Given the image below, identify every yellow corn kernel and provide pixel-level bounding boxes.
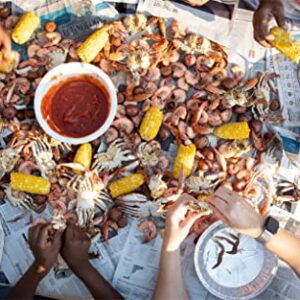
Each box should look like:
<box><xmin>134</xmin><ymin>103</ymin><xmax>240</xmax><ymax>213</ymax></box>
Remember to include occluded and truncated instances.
<box><xmin>173</xmin><ymin>144</ymin><xmax>196</xmax><ymax>179</ymax></box>
<box><xmin>109</xmin><ymin>173</ymin><xmax>144</xmax><ymax>198</ymax></box>
<box><xmin>73</xmin><ymin>143</ymin><xmax>92</xmax><ymax>173</ymax></box>
<box><xmin>214</xmin><ymin>122</ymin><xmax>250</xmax><ymax>140</ymax></box>
<box><xmin>197</xmin><ymin>194</ymin><xmax>210</xmax><ymax>202</ymax></box>
<box><xmin>139</xmin><ymin>107</ymin><xmax>164</xmax><ymax>141</ymax></box>
<box><xmin>76</xmin><ymin>28</ymin><xmax>109</xmax><ymax>63</ymax></box>
<box><xmin>10</xmin><ymin>173</ymin><xmax>51</xmax><ymax>195</ymax></box>
<box><xmin>270</xmin><ymin>27</ymin><xmax>300</xmax><ymax>64</ymax></box>
<box><xmin>12</xmin><ymin>12</ymin><xmax>40</xmax><ymax>45</ymax></box>
<box><xmin>0</xmin><ymin>56</ymin><xmax>15</xmax><ymax>73</ymax></box>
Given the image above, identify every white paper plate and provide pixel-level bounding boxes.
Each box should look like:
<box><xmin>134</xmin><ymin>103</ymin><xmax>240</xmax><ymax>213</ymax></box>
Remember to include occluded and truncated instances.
<box><xmin>194</xmin><ymin>221</ymin><xmax>278</xmax><ymax>300</ymax></box>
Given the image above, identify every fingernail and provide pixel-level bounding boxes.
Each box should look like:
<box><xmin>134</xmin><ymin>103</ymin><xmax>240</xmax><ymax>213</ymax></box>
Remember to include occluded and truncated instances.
<box><xmin>266</xmin><ymin>35</ymin><xmax>275</xmax><ymax>41</ymax></box>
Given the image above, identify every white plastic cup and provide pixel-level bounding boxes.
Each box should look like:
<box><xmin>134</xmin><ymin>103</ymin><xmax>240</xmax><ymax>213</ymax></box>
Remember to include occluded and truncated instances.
<box><xmin>34</xmin><ymin>62</ymin><xmax>117</xmax><ymax>145</ymax></box>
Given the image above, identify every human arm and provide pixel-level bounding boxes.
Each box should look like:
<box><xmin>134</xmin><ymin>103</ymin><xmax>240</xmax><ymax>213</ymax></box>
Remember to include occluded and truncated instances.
<box><xmin>253</xmin><ymin>0</ymin><xmax>285</xmax><ymax>47</ymax></box>
<box><xmin>61</xmin><ymin>224</ymin><xmax>123</xmax><ymax>300</ymax></box>
<box><xmin>7</xmin><ymin>223</ymin><xmax>63</xmax><ymax>300</ymax></box>
<box><xmin>209</xmin><ymin>187</ymin><xmax>300</xmax><ymax>277</ymax></box>
<box><xmin>153</xmin><ymin>194</ymin><xmax>201</xmax><ymax>300</ymax></box>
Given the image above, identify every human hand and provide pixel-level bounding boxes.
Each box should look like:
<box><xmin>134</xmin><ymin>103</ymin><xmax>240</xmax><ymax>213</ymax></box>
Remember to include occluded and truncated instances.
<box><xmin>253</xmin><ymin>0</ymin><xmax>285</xmax><ymax>48</ymax></box>
<box><xmin>28</xmin><ymin>223</ymin><xmax>63</xmax><ymax>276</ymax></box>
<box><xmin>164</xmin><ymin>194</ymin><xmax>202</xmax><ymax>251</ymax></box>
<box><xmin>209</xmin><ymin>187</ymin><xmax>264</xmax><ymax>238</ymax></box>
<box><xmin>0</xmin><ymin>26</ymin><xmax>12</xmax><ymax>60</ymax></box>
<box><xmin>61</xmin><ymin>224</ymin><xmax>91</xmax><ymax>273</ymax></box>
<box><xmin>182</xmin><ymin>0</ymin><xmax>210</xmax><ymax>6</ymax></box>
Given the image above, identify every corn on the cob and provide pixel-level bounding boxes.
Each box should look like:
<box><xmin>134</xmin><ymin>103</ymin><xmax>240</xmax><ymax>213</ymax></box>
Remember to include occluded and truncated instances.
<box><xmin>270</xmin><ymin>27</ymin><xmax>300</xmax><ymax>64</ymax></box>
<box><xmin>0</xmin><ymin>53</ymin><xmax>15</xmax><ymax>73</ymax></box>
<box><xmin>10</xmin><ymin>172</ymin><xmax>51</xmax><ymax>195</ymax></box>
<box><xmin>73</xmin><ymin>143</ymin><xmax>92</xmax><ymax>173</ymax></box>
<box><xmin>173</xmin><ymin>144</ymin><xmax>196</xmax><ymax>179</ymax></box>
<box><xmin>12</xmin><ymin>12</ymin><xmax>40</xmax><ymax>45</ymax></box>
<box><xmin>139</xmin><ymin>107</ymin><xmax>164</xmax><ymax>141</ymax></box>
<box><xmin>214</xmin><ymin>122</ymin><xmax>250</xmax><ymax>140</ymax></box>
<box><xmin>77</xmin><ymin>28</ymin><xmax>109</xmax><ymax>63</ymax></box>
<box><xmin>109</xmin><ymin>173</ymin><xmax>144</xmax><ymax>198</ymax></box>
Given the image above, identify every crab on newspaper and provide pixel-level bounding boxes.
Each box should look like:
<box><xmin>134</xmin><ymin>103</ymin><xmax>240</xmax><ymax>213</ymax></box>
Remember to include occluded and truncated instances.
<box><xmin>0</xmin><ymin>10</ymin><xmax>291</xmax><ymax>243</ymax></box>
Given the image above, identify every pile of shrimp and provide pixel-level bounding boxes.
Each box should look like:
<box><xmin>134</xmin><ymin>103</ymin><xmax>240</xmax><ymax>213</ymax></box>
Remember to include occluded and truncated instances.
<box><xmin>0</xmin><ymin>8</ymin><xmax>289</xmax><ymax>242</ymax></box>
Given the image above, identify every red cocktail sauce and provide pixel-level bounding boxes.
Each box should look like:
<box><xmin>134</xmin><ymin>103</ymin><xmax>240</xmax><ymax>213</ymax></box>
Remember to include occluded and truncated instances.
<box><xmin>42</xmin><ymin>75</ymin><xmax>110</xmax><ymax>138</ymax></box>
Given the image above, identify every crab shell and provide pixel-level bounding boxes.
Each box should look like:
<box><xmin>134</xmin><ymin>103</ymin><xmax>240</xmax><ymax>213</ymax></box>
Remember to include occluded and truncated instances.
<box><xmin>0</xmin><ymin>148</ymin><xmax>20</xmax><ymax>179</ymax></box>
<box><xmin>31</xmin><ymin>137</ymin><xmax>56</xmax><ymax>179</ymax></box>
<box><xmin>70</xmin><ymin>189</ymin><xmax>111</xmax><ymax>227</ymax></box>
<box><xmin>148</xmin><ymin>174</ymin><xmax>168</xmax><ymax>199</ymax></box>
<box><xmin>137</xmin><ymin>141</ymin><xmax>161</xmax><ymax>167</ymax></box>
<box><xmin>92</xmin><ymin>139</ymin><xmax>135</xmax><ymax>173</ymax></box>
<box><xmin>3</xmin><ymin>186</ymin><xmax>36</xmax><ymax>210</ymax></box>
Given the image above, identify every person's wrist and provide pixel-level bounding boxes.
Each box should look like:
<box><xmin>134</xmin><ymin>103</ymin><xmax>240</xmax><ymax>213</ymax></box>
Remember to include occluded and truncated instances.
<box><xmin>65</xmin><ymin>256</ymin><xmax>90</xmax><ymax>274</ymax></box>
<box><xmin>162</xmin><ymin>235</ymin><xmax>181</xmax><ymax>252</ymax></box>
<box><xmin>251</xmin><ymin>216</ymin><xmax>265</xmax><ymax>239</ymax></box>
<box><xmin>70</xmin><ymin>260</ymin><xmax>92</xmax><ymax>278</ymax></box>
<box><xmin>31</xmin><ymin>261</ymin><xmax>50</xmax><ymax>279</ymax></box>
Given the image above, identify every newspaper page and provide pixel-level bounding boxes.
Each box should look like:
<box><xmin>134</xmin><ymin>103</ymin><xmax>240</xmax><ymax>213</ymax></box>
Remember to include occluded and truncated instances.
<box><xmin>106</xmin><ymin>0</ymin><xmax>139</xmax><ymax>14</ymax></box>
<box><xmin>112</xmin><ymin>220</ymin><xmax>163</xmax><ymax>300</ymax></box>
<box><xmin>228</xmin><ymin>2</ymin><xmax>266</xmax><ymax>63</ymax></box>
<box><xmin>267</xmin><ymin>46</ymin><xmax>300</xmax><ymax>129</ymax></box>
<box><xmin>113</xmin><ymin>220</ymin><xmax>300</xmax><ymax>300</ymax></box>
<box><xmin>0</xmin><ymin>220</ymin><xmax>127</xmax><ymax>298</ymax></box>
<box><xmin>7</xmin><ymin>0</ymin><xmax>119</xmax><ymax>41</ymax></box>
<box><xmin>137</xmin><ymin>0</ymin><xmax>239</xmax><ymax>48</ymax></box>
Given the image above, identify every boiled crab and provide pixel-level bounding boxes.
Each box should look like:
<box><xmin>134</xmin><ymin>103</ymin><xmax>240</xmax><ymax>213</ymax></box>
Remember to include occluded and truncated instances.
<box><xmin>92</xmin><ymin>139</ymin><xmax>136</xmax><ymax>173</ymax></box>
<box><xmin>3</xmin><ymin>185</ymin><xmax>38</xmax><ymax>210</ymax></box>
<box><xmin>276</xmin><ymin>176</ymin><xmax>300</xmax><ymax>203</ymax></box>
<box><xmin>148</xmin><ymin>174</ymin><xmax>167</xmax><ymax>199</ymax></box>
<box><xmin>68</xmin><ymin>171</ymin><xmax>112</xmax><ymax>227</ymax></box>
<box><xmin>31</xmin><ymin>137</ymin><xmax>56</xmax><ymax>179</ymax></box>
<box><xmin>0</xmin><ymin>148</ymin><xmax>20</xmax><ymax>179</ymax></box>
<box><xmin>218</xmin><ymin>139</ymin><xmax>252</xmax><ymax>159</ymax></box>
<box><xmin>137</xmin><ymin>141</ymin><xmax>161</xmax><ymax>167</ymax></box>
<box><xmin>186</xmin><ymin>171</ymin><xmax>226</xmax><ymax>195</ymax></box>
<box><xmin>51</xmin><ymin>209</ymin><xmax>67</xmax><ymax>230</ymax></box>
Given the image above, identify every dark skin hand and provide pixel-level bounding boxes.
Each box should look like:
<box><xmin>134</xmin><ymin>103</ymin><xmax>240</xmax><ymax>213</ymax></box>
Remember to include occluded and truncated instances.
<box><xmin>7</xmin><ymin>223</ymin><xmax>63</xmax><ymax>300</ymax></box>
<box><xmin>61</xmin><ymin>224</ymin><xmax>124</xmax><ymax>300</ymax></box>
<box><xmin>253</xmin><ymin>0</ymin><xmax>286</xmax><ymax>48</ymax></box>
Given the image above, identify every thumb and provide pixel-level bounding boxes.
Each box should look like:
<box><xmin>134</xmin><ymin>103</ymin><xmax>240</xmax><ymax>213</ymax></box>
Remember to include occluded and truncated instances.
<box><xmin>53</xmin><ymin>228</ymin><xmax>64</xmax><ymax>246</ymax></box>
<box><xmin>181</xmin><ymin>211</ymin><xmax>202</xmax><ymax>230</ymax></box>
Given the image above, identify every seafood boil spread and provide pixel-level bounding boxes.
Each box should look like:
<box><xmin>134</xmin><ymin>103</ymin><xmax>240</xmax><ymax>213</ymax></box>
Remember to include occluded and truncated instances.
<box><xmin>0</xmin><ymin>9</ymin><xmax>298</xmax><ymax>245</ymax></box>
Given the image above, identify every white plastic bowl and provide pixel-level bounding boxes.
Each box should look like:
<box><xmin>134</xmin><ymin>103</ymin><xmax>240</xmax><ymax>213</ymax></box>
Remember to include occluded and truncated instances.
<box><xmin>34</xmin><ymin>62</ymin><xmax>117</xmax><ymax>145</ymax></box>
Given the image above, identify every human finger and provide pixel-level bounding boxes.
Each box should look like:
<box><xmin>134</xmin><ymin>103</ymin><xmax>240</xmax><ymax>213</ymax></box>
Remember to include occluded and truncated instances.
<box><xmin>273</xmin><ymin>4</ymin><xmax>286</xmax><ymax>29</ymax></box>
<box><xmin>169</xmin><ymin>195</ymin><xmax>194</xmax><ymax>220</ymax></box>
<box><xmin>37</xmin><ymin>224</ymin><xmax>52</xmax><ymax>247</ymax></box>
<box><xmin>208</xmin><ymin>202</ymin><xmax>230</xmax><ymax>225</ymax></box>
<box><xmin>253</xmin><ymin>11</ymin><xmax>272</xmax><ymax>47</ymax></box>
<box><xmin>53</xmin><ymin>229</ymin><xmax>64</xmax><ymax>248</ymax></box>
<box><xmin>181</xmin><ymin>211</ymin><xmax>202</xmax><ymax>230</ymax></box>
<box><xmin>64</xmin><ymin>223</ymin><xmax>76</xmax><ymax>241</ymax></box>
<box><xmin>29</xmin><ymin>224</ymin><xmax>44</xmax><ymax>245</ymax></box>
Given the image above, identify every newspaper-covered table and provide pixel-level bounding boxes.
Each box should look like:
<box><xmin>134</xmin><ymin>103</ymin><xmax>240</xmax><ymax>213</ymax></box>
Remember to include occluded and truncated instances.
<box><xmin>0</xmin><ymin>0</ymin><xmax>300</xmax><ymax>299</ymax></box>
<box><xmin>0</xmin><ymin>198</ymin><xmax>130</xmax><ymax>298</ymax></box>
<box><xmin>112</xmin><ymin>216</ymin><xmax>300</xmax><ymax>300</ymax></box>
